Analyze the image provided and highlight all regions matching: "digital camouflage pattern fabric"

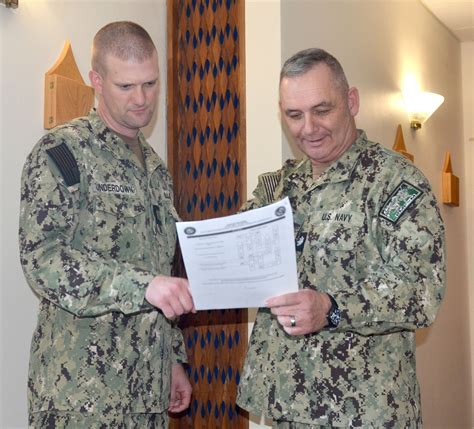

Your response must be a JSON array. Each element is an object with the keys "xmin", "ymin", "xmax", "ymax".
[
  {"xmin": 19, "ymin": 109, "xmax": 186, "ymax": 420},
  {"xmin": 28, "ymin": 410, "xmax": 168, "ymax": 428},
  {"xmin": 237, "ymin": 131, "xmax": 446, "ymax": 427}
]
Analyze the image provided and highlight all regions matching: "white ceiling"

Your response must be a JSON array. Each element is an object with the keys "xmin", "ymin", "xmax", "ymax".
[{"xmin": 421, "ymin": 0, "xmax": 474, "ymax": 42}]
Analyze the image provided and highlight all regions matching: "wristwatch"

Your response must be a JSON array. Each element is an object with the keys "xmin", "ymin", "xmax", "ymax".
[{"xmin": 326, "ymin": 294, "xmax": 341, "ymax": 328}]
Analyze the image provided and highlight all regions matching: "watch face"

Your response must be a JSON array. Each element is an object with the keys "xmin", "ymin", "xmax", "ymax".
[{"xmin": 329, "ymin": 308, "xmax": 341, "ymax": 327}]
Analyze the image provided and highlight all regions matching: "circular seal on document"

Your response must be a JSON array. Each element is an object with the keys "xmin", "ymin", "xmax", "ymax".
[
  {"xmin": 184, "ymin": 227, "xmax": 196, "ymax": 236},
  {"xmin": 275, "ymin": 206, "xmax": 286, "ymax": 217}
]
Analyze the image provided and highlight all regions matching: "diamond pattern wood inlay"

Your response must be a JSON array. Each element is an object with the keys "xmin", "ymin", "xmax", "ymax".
[{"xmin": 167, "ymin": 1, "xmax": 247, "ymax": 428}]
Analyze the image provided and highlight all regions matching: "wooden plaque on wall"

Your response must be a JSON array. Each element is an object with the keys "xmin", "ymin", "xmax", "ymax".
[
  {"xmin": 44, "ymin": 41, "xmax": 94, "ymax": 129},
  {"xmin": 167, "ymin": 0, "xmax": 248, "ymax": 428}
]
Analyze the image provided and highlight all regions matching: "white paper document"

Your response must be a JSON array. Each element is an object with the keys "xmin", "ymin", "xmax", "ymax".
[{"xmin": 176, "ymin": 197, "xmax": 298, "ymax": 310}]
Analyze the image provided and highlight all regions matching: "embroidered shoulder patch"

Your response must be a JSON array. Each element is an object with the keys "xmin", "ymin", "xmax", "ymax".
[
  {"xmin": 379, "ymin": 181, "xmax": 423, "ymax": 223},
  {"xmin": 46, "ymin": 142, "xmax": 80, "ymax": 187},
  {"xmin": 260, "ymin": 172, "xmax": 280, "ymax": 202}
]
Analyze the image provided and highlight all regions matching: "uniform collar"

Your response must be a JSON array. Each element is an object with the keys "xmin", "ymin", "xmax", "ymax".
[
  {"xmin": 285, "ymin": 129, "xmax": 368, "ymax": 191},
  {"xmin": 141, "ymin": 140, "xmax": 163, "ymax": 174},
  {"xmin": 88, "ymin": 108, "xmax": 162, "ymax": 174}
]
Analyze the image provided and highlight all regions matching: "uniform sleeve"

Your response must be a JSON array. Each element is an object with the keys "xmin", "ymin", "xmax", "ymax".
[
  {"xmin": 19, "ymin": 140, "xmax": 154, "ymax": 317},
  {"xmin": 332, "ymin": 171, "xmax": 446, "ymax": 336},
  {"xmin": 171, "ymin": 325, "xmax": 188, "ymax": 364}
]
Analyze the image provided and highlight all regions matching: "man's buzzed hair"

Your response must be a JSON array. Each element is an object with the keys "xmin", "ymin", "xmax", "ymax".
[
  {"xmin": 92, "ymin": 21, "xmax": 157, "ymax": 75},
  {"xmin": 280, "ymin": 48, "xmax": 349, "ymax": 93}
]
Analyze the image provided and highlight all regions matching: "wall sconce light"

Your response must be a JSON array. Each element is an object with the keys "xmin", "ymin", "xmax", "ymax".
[{"xmin": 403, "ymin": 91, "xmax": 444, "ymax": 130}]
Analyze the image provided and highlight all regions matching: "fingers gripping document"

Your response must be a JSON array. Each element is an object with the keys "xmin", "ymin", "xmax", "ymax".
[{"xmin": 176, "ymin": 197, "xmax": 298, "ymax": 310}]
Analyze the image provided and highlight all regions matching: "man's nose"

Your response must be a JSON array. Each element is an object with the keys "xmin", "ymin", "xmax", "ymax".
[
  {"xmin": 302, "ymin": 114, "xmax": 319, "ymax": 134},
  {"xmin": 132, "ymin": 87, "xmax": 146, "ymax": 105}
]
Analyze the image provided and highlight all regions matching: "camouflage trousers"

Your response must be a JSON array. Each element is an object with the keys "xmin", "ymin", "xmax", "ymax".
[
  {"xmin": 273, "ymin": 421, "xmax": 329, "ymax": 429},
  {"xmin": 29, "ymin": 411, "xmax": 168, "ymax": 428},
  {"xmin": 273, "ymin": 420, "xmax": 419, "ymax": 428}
]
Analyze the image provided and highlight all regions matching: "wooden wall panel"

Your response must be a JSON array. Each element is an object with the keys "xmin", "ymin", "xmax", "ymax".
[{"xmin": 167, "ymin": 0, "xmax": 248, "ymax": 428}]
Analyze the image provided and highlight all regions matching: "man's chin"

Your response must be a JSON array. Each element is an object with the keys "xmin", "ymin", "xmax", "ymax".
[{"xmin": 127, "ymin": 115, "xmax": 153, "ymax": 129}]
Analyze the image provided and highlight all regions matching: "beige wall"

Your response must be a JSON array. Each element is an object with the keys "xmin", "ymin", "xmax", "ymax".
[
  {"xmin": 246, "ymin": 0, "xmax": 472, "ymax": 428},
  {"xmin": 246, "ymin": 0, "xmax": 283, "ymax": 194},
  {"xmin": 462, "ymin": 41, "xmax": 474, "ymax": 427},
  {"xmin": 0, "ymin": 2, "xmax": 167, "ymax": 427}
]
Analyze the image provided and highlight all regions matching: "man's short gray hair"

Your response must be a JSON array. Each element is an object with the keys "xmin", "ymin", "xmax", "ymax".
[{"xmin": 280, "ymin": 48, "xmax": 349, "ymax": 92}]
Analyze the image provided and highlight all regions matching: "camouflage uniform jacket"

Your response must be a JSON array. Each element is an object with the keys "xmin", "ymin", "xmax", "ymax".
[
  {"xmin": 19, "ymin": 109, "xmax": 186, "ymax": 415},
  {"xmin": 237, "ymin": 131, "xmax": 446, "ymax": 427}
]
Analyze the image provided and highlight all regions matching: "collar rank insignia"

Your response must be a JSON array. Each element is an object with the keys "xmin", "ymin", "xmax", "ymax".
[{"xmin": 379, "ymin": 180, "xmax": 423, "ymax": 224}]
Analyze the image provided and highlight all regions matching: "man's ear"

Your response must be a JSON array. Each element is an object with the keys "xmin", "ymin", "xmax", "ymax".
[
  {"xmin": 347, "ymin": 87, "xmax": 360, "ymax": 117},
  {"xmin": 89, "ymin": 70, "xmax": 103, "ymax": 94}
]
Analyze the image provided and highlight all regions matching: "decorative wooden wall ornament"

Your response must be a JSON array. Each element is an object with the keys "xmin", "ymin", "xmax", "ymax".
[
  {"xmin": 44, "ymin": 41, "xmax": 94, "ymax": 129},
  {"xmin": 167, "ymin": 0, "xmax": 248, "ymax": 428},
  {"xmin": 1, "ymin": 0, "xmax": 18, "ymax": 8},
  {"xmin": 393, "ymin": 124, "xmax": 414, "ymax": 162},
  {"xmin": 442, "ymin": 151, "xmax": 460, "ymax": 206}
]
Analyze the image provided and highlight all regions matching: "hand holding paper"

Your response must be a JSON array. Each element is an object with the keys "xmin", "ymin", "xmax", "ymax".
[{"xmin": 176, "ymin": 197, "xmax": 298, "ymax": 310}]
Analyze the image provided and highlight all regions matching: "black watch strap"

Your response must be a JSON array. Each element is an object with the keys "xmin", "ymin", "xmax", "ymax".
[{"xmin": 326, "ymin": 294, "xmax": 341, "ymax": 328}]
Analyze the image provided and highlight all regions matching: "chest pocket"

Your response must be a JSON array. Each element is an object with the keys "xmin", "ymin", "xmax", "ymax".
[
  {"xmin": 85, "ymin": 194, "xmax": 146, "ymax": 258},
  {"xmin": 301, "ymin": 211, "xmax": 363, "ymax": 290},
  {"xmin": 150, "ymin": 188, "xmax": 180, "ymax": 267}
]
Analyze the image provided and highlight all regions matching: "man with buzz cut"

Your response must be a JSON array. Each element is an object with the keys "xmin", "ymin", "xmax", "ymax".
[
  {"xmin": 237, "ymin": 48, "xmax": 446, "ymax": 428},
  {"xmin": 20, "ymin": 21, "xmax": 195, "ymax": 428}
]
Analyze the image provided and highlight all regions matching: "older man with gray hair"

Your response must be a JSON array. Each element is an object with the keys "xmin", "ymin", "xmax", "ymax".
[{"xmin": 237, "ymin": 48, "xmax": 446, "ymax": 428}]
